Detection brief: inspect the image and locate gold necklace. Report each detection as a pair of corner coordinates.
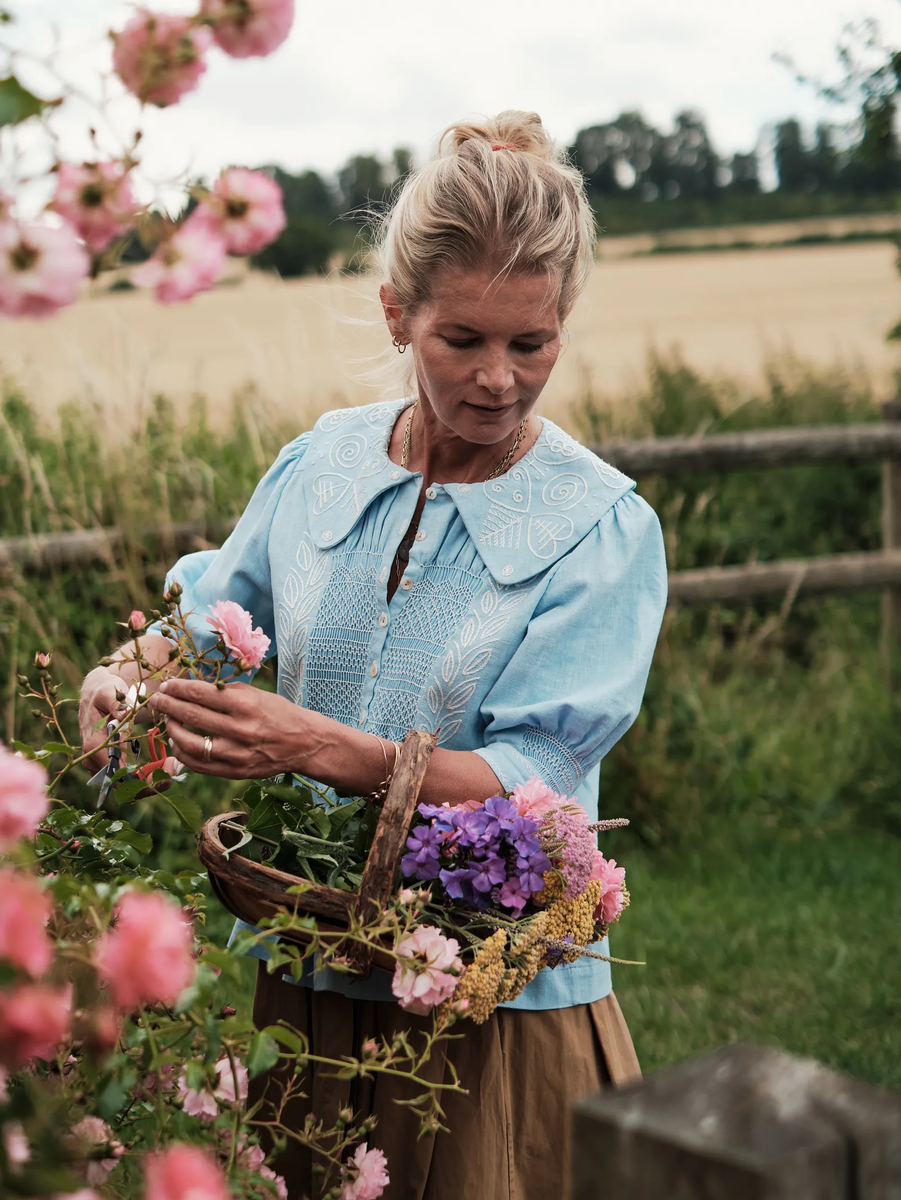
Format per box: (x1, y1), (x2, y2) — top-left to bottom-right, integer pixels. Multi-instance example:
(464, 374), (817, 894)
(400, 402), (528, 481)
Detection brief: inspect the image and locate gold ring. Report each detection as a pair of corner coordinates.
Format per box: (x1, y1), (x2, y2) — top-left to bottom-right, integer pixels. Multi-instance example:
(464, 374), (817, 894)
(202, 735), (213, 763)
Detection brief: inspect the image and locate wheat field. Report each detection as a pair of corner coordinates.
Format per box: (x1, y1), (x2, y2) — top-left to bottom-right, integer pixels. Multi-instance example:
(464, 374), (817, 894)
(2, 240), (899, 431)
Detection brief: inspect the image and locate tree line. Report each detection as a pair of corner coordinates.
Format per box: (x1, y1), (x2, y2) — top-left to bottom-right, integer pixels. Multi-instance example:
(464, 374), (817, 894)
(253, 94), (901, 276)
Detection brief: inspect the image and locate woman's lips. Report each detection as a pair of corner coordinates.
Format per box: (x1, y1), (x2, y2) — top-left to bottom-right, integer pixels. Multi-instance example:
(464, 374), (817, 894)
(464, 401), (518, 415)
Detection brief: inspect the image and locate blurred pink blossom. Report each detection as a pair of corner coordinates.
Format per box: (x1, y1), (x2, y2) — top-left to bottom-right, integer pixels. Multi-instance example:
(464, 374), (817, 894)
(0, 868), (53, 978)
(509, 776), (560, 819)
(339, 1143), (389, 1200)
(197, 168), (286, 255)
(200, 0), (294, 57)
(66, 1116), (124, 1186)
(144, 1144), (230, 1200)
(0, 983), (71, 1068)
(178, 1055), (247, 1119)
(51, 162), (139, 253)
(2, 1120), (30, 1168)
(391, 925), (461, 1015)
(259, 1164), (289, 1198)
(0, 744), (50, 853)
(94, 891), (195, 1011)
(0, 1065), (8, 1101)
(132, 211), (227, 304)
(206, 599), (271, 670)
(0, 190), (13, 222)
(0, 221), (89, 318)
(591, 855), (627, 925)
(112, 12), (213, 107)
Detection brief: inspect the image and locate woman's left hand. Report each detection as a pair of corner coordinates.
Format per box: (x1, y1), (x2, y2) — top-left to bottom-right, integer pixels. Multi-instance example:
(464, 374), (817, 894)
(147, 678), (310, 779)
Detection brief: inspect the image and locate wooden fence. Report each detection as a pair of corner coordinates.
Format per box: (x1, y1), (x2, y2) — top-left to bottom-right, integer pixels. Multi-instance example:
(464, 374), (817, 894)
(3, 406), (901, 647)
(571, 1043), (901, 1199)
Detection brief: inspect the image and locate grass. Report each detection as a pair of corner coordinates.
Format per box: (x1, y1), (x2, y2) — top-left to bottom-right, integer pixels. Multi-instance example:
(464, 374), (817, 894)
(604, 823), (901, 1088)
(2, 356), (900, 1089)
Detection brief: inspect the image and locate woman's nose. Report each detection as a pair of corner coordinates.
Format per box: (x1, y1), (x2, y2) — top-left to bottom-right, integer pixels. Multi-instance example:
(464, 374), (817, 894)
(475, 354), (514, 395)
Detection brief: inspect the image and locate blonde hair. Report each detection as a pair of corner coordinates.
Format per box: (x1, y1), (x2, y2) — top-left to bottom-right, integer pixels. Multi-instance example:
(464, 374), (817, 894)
(376, 110), (596, 324)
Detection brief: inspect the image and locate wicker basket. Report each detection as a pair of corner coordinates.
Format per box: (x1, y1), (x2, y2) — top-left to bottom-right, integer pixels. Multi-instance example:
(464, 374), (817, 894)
(197, 730), (436, 977)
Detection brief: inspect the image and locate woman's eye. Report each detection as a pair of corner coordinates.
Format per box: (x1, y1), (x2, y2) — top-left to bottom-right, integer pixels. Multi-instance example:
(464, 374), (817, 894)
(513, 342), (544, 354)
(446, 338), (477, 349)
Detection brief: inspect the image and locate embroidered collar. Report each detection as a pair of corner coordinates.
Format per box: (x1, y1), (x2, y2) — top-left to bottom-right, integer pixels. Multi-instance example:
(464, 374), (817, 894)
(302, 400), (635, 583)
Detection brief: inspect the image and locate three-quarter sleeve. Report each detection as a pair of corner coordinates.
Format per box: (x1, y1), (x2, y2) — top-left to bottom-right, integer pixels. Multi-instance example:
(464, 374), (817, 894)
(153, 433), (311, 669)
(473, 491), (667, 796)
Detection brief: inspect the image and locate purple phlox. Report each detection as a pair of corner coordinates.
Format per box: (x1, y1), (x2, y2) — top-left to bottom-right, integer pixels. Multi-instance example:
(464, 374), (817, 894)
(517, 850), (552, 895)
(470, 853), (507, 894)
(401, 824), (445, 881)
(510, 815), (541, 858)
(499, 875), (529, 912)
(439, 866), (478, 905)
(450, 807), (492, 849)
(416, 802), (455, 832)
(482, 795), (517, 837)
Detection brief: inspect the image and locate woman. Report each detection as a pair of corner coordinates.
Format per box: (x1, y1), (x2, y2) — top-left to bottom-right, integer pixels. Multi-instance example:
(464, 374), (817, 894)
(79, 111), (667, 1199)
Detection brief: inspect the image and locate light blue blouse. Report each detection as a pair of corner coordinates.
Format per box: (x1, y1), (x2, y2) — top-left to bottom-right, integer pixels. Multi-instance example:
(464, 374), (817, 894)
(165, 399), (667, 1009)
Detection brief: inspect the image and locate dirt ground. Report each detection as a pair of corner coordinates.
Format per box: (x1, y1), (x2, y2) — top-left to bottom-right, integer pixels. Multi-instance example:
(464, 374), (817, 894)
(3, 240), (900, 432)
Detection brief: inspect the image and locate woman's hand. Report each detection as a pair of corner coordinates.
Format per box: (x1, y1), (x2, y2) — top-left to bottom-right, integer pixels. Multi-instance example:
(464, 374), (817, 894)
(147, 678), (310, 779)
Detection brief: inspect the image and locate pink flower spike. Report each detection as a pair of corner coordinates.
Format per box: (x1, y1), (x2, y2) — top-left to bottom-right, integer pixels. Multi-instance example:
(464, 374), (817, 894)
(0, 868), (53, 978)
(94, 890), (195, 1011)
(66, 1116), (124, 1187)
(200, 0), (294, 58)
(144, 1143), (230, 1200)
(51, 162), (140, 253)
(197, 168), (286, 256)
(391, 925), (461, 1015)
(0, 982), (71, 1068)
(131, 211), (227, 304)
(0, 742), (50, 853)
(0, 221), (89, 319)
(111, 12), (213, 108)
(339, 1143), (389, 1200)
(205, 599), (270, 670)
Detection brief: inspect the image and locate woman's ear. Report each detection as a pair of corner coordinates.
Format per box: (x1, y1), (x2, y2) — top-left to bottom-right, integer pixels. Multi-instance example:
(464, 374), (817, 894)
(379, 283), (406, 340)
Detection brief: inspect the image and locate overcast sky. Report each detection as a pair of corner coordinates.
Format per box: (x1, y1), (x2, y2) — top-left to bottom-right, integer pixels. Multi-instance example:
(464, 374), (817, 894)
(14, 0), (901, 189)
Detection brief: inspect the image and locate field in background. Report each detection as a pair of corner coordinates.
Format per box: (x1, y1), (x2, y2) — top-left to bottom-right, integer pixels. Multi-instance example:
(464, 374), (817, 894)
(1, 240), (900, 430)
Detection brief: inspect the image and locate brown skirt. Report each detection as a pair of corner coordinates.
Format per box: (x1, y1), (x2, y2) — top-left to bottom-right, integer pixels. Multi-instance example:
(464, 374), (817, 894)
(249, 962), (640, 1200)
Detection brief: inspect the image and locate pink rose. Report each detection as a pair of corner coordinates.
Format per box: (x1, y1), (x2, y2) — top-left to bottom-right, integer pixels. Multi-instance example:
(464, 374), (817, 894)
(94, 891), (195, 1011)
(0, 868), (53, 978)
(111, 12), (213, 107)
(51, 162), (140, 253)
(144, 1144), (230, 1200)
(510, 777), (561, 819)
(0, 983), (71, 1068)
(131, 210), (227, 304)
(205, 599), (271, 671)
(0, 744), (49, 853)
(592, 855), (627, 926)
(66, 1116), (124, 1186)
(178, 1054), (248, 1119)
(127, 609), (147, 631)
(200, 0), (294, 58)
(3, 1120), (30, 1168)
(391, 925), (461, 1015)
(339, 1143), (389, 1200)
(0, 220), (89, 319)
(195, 168), (286, 256)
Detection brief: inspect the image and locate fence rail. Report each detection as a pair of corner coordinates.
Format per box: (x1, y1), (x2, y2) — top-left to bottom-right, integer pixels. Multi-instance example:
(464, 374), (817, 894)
(3, 415), (901, 636)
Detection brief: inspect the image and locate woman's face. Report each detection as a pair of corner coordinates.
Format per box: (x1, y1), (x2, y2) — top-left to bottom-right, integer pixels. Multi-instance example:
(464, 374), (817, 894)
(381, 266), (563, 446)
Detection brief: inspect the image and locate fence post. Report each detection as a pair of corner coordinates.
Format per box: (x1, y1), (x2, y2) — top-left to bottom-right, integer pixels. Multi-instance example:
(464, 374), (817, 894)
(571, 1043), (901, 1200)
(881, 399), (901, 684)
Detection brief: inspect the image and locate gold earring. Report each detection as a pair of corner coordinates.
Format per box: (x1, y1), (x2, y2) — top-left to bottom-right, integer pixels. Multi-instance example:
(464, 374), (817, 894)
(392, 336), (408, 354)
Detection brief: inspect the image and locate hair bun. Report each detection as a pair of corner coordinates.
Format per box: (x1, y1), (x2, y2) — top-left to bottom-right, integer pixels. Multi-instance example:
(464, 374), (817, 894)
(440, 110), (559, 163)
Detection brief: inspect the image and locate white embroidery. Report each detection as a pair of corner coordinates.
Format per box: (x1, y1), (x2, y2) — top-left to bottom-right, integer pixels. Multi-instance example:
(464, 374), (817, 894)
(426, 579), (529, 745)
(277, 535), (330, 706)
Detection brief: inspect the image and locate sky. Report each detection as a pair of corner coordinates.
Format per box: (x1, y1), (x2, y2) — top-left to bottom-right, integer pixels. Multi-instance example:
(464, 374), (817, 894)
(12, 0), (901, 192)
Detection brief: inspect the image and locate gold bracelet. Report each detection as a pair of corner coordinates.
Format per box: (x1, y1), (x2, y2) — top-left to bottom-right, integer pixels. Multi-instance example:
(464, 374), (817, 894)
(364, 732), (393, 803)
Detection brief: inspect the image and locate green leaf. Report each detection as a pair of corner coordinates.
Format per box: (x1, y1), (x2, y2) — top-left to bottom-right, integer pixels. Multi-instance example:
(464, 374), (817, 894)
(109, 777), (149, 806)
(263, 1023), (307, 1055)
(165, 791), (203, 834)
(185, 1059), (208, 1091)
(9, 739), (39, 758)
(246, 1031), (280, 1078)
(222, 825), (253, 860)
(328, 798), (363, 836)
(95, 1073), (129, 1121)
(198, 945), (242, 980)
(265, 782), (315, 810)
(40, 741), (76, 757)
(0, 76), (50, 127)
(107, 824), (153, 856)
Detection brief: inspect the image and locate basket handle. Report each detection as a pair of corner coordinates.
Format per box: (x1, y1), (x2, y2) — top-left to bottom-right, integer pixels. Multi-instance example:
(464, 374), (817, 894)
(347, 729), (437, 976)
